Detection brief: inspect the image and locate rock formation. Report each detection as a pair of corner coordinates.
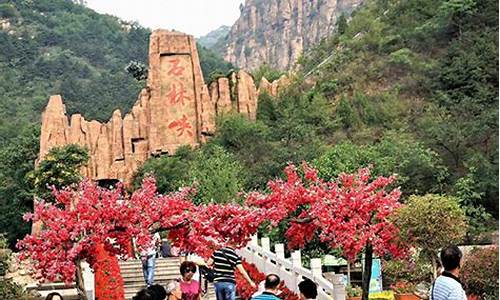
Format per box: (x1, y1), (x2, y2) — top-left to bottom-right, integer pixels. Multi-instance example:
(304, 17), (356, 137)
(221, 0), (363, 70)
(38, 30), (287, 185)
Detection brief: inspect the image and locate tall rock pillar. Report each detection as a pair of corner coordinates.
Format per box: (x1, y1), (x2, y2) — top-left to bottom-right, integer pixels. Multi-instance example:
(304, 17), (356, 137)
(147, 30), (205, 155)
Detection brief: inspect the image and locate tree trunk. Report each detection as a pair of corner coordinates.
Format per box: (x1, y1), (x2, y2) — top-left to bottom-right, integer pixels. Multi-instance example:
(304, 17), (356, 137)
(347, 261), (351, 285)
(361, 244), (373, 300)
(75, 260), (88, 300)
(431, 255), (438, 280)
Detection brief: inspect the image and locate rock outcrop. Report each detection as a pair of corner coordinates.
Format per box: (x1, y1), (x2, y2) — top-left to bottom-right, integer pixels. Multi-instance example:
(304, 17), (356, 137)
(38, 30), (287, 185)
(222, 0), (363, 70)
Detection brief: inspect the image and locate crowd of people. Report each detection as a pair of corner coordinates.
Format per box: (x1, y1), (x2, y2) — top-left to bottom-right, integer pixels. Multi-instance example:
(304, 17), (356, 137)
(131, 242), (468, 300)
(41, 242), (468, 300)
(132, 239), (318, 300)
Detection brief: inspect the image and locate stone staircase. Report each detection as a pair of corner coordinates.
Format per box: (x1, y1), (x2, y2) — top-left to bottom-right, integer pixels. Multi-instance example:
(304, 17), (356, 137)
(119, 257), (215, 300)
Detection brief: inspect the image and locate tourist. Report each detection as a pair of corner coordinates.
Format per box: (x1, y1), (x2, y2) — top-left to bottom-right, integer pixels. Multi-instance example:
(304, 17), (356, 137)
(180, 261), (201, 300)
(165, 280), (183, 300)
(45, 292), (64, 300)
(207, 244), (256, 300)
(298, 278), (318, 300)
(148, 284), (168, 300)
(430, 245), (467, 300)
(251, 274), (281, 300)
(135, 232), (161, 286)
(133, 288), (155, 300)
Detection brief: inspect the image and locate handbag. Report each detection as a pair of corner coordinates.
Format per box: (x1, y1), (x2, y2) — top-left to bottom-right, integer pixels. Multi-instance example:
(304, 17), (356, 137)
(200, 265), (216, 282)
(201, 248), (235, 283)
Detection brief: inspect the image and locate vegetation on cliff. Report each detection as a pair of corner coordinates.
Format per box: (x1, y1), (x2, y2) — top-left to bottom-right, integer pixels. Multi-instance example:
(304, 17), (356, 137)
(0, 0), (232, 246)
(135, 0), (498, 242)
(0, 0), (496, 250)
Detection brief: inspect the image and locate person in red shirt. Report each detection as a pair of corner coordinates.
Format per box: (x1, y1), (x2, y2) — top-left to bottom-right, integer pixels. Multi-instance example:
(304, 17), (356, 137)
(180, 261), (201, 300)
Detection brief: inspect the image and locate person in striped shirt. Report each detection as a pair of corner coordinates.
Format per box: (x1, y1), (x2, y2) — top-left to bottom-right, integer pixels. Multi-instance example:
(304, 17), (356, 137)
(207, 245), (256, 300)
(430, 245), (467, 300)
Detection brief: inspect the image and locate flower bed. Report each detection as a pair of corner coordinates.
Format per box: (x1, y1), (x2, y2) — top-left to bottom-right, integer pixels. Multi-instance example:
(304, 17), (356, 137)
(235, 261), (300, 300)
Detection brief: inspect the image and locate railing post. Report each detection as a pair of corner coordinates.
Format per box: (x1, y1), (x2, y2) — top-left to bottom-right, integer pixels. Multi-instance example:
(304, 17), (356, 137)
(261, 237), (270, 274)
(332, 274), (346, 300)
(310, 258), (322, 278)
(274, 243), (286, 281)
(291, 250), (302, 293)
(291, 250), (302, 267)
(250, 235), (258, 246)
(261, 237), (270, 251)
(275, 244), (285, 259)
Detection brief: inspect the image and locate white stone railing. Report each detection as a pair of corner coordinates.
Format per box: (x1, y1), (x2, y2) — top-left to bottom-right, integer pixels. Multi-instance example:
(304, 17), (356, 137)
(236, 236), (346, 300)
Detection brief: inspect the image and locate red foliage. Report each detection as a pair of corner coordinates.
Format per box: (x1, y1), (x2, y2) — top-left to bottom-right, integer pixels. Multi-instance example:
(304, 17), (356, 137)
(17, 178), (267, 284)
(460, 246), (499, 297)
(94, 242), (124, 300)
(235, 261), (300, 300)
(246, 164), (406, 261)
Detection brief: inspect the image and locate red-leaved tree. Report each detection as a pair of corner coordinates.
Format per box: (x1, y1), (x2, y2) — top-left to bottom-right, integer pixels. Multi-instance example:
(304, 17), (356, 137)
(246, 164), (406, 300)
(17, 177), (267, 299)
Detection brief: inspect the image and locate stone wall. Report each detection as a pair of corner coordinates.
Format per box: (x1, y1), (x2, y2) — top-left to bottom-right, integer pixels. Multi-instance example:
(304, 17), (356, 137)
(38, 30), (288, 185)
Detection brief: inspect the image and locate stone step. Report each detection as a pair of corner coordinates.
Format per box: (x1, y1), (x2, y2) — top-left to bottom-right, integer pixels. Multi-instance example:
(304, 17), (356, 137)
(119, 257), (180, 265)
(121, 271), (179, 280)
(123, 275), (181, 287)
(121, 268), (180, 277)
(120, 266), (180, 275)
(121, 265), (179, 271)
(120, 262), (180, 268)
(119, 257), (216, 300)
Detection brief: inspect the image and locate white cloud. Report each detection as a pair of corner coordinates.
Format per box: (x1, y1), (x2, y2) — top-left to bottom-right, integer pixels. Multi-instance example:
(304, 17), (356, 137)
(86, 0), (243, 37)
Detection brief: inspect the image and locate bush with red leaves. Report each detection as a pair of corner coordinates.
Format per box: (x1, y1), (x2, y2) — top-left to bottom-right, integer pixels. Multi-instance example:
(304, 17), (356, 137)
(94, 242), (124, 300)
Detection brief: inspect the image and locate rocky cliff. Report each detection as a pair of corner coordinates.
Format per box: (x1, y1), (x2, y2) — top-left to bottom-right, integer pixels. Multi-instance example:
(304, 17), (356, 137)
(222, 0), (363, 70)
(197, 25), (230, 49)
(38, 30), (288, 186)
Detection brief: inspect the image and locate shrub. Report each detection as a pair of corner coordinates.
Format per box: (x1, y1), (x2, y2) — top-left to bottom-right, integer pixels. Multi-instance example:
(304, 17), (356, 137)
(346, 285), (362, 297)
(0, 279), (28, 300)
(383, 252), (432, 286)
(461, 247), (499, 298)
(392, 194), (467, 277)
(0, 234), (11, 276)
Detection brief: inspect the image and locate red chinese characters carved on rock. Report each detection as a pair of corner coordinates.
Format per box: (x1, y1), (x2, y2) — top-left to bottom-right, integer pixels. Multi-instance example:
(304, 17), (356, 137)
(167, 82), (189, 106)
(168, 114), (193, 137)
(168, 58), (185, 76)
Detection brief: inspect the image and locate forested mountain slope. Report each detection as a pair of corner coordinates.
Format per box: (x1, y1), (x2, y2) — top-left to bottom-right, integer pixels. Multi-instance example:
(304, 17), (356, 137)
(135, 0), (498, 247)
(0, 0), (232, 246)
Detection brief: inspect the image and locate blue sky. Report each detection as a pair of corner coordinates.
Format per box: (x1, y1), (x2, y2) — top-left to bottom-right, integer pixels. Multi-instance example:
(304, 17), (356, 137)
(86, 0), (244, 37)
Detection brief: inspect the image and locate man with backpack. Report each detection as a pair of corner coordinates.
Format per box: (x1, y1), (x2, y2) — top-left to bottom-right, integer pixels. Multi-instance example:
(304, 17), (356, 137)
(207, 245), (256, 300)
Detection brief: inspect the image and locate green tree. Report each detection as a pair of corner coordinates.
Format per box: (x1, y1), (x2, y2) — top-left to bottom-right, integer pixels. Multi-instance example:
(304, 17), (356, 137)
(0, 127), (39, 247)
(212, 114), (278, 190)
(252, 64), (285, 85)
(393, 194), (467, 279)
(453, 165), (495, 242)
(188, 144), (247, 205)
(28, 144), (89, 201)
(314, 133), (448, 196)
(132, 145), (195, 194)
(197, 44), (234, 83)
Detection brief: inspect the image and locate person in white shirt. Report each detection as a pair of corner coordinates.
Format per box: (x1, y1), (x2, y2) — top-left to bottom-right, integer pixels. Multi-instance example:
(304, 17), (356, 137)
(136, 232), (161, 286)
(431, 245), (467, 300)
